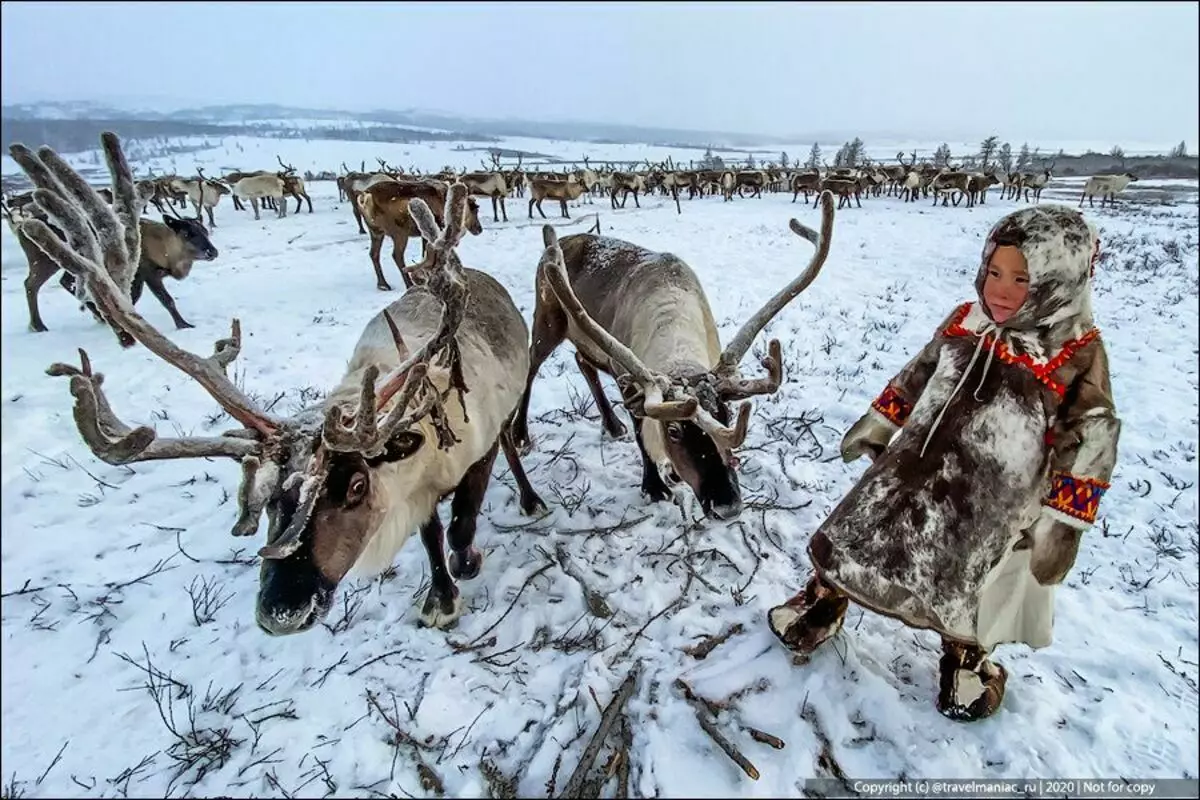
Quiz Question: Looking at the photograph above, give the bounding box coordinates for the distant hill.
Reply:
[1,100,806,152]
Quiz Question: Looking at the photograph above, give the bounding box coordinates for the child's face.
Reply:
[983,245,1030,324]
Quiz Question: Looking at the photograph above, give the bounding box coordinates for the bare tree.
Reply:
[805,143,822,169]
[978,136,1000,171]
[998,142,1014,174]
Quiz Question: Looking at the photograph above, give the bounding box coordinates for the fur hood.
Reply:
[974,205,1099,348]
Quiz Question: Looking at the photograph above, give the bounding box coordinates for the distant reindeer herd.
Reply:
[0,138,1146,338]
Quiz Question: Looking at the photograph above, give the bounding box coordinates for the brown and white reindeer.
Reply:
[342,159,403,234]
[277,156,314,214]
[14,136,546,635]
[459,152,510,223]
[2,167,218,338]
[181,167,230,228]
[1021,161,1055,203]
[510,192,836,521]
[929,170,975,207]
[609,170,646,209]
[528,174,589,219]
[358,178,483,291]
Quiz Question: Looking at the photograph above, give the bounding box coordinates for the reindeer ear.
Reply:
[368,431,424,465]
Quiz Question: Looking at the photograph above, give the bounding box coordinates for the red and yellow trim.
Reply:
[871,384,913,427]
[942,303,1100,398]
[1044,471,1109,525]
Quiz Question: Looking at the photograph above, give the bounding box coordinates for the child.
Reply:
[767,205,1120,722]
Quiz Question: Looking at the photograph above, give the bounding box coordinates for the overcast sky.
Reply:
[2,1,1197,145]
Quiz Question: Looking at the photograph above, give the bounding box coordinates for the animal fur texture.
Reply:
[809,205,1121,650]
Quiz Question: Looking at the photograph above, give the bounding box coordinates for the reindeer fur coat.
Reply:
[809,205,1120,651]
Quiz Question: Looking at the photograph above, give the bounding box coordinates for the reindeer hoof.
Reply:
[377,282,393,292]
[29,323,48,333]
[449,547,484,581]
[176,320,195,330]
[419,585,463,629]
[603,422,630,441]
[520,492,548,517]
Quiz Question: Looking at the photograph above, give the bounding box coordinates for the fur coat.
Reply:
[809,205,1121,651]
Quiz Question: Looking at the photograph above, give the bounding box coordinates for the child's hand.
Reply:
[1015,515,1083,585]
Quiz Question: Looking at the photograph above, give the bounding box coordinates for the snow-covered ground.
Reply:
[1,146,1197,798]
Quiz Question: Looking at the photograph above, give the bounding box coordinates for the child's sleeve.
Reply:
[1040,339,1121,530]
[840,306,959,462]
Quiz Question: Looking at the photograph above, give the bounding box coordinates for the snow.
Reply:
[1,139,1197,798]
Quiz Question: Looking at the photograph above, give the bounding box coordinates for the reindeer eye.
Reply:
[346,474,368,505]
[666,423,683,442]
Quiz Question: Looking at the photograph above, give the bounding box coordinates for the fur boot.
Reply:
[767,573,849,656]
[936,638,1008,721]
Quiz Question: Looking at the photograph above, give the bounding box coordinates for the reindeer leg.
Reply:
[510,291,568,454]
[528,197,536,220]
[392,234,414,291]
[560,198,570,219]
[631,417,672,503]
[536,198,548,220]
[23,254,56,333]
[143,269,194,330]
[445,441,500,581]
[305,192,313,213]
[632,189,641,208]
[206,205,216,228]
[499,423,547,516]
[418,511,462,629]
[252,197,261,221]
[369,230,391,291]
[499,195,508,223]
[574,351,628,440]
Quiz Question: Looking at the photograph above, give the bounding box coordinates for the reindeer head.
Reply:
[12,133,475,637]
[538,192,836,519]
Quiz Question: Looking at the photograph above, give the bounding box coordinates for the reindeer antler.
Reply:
[713,191,836,395]
[538,226,696,421]
[320,183,474,456]
[12,133,281,438]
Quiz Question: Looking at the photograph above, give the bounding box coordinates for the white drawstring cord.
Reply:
[920,320,1003,458]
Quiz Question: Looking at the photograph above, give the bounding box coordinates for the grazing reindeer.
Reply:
[528,175,588,219]
[511,193,837,520]
[1080,172,1138,208]
[277,156,314,214]
[358,179,483,291]
[3,172,217,337]
[14,137,546,635]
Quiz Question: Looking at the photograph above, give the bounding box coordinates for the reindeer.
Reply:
[967,171,1000,205]
[13,135,546,635]
[358,179,483,291]
[609,171,646,209]
[930,171,974,207]
[790,171,822,203]
[179,168,230,228]
[272,156,313,214]
[736,170,768,199]
[343,161,403,234]
[1080,172,1138,208]
[229,169,287,220]
[528,175,589,219]
[3,173,217,338]
[511,193,836,521]
[1022,161,1055,203]
[459,153,509,222]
